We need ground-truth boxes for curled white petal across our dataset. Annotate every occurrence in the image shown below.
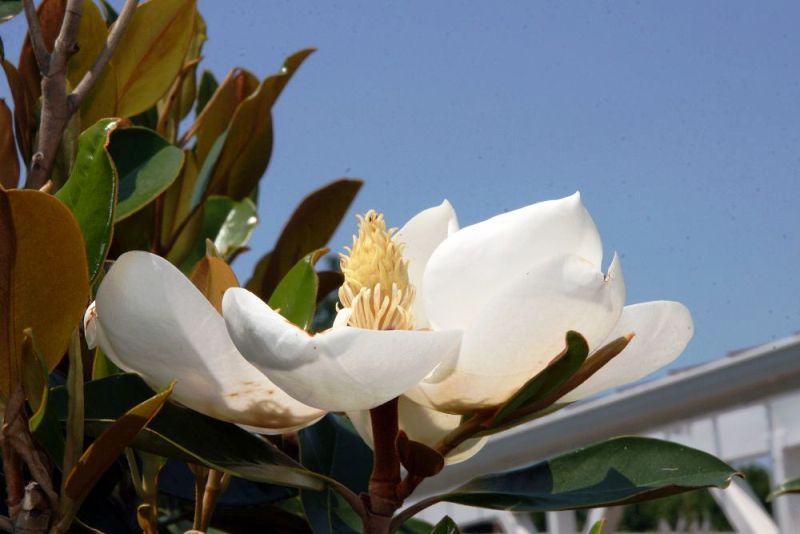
[422,192,604,332]
[395,200,459,329]
[94,251,324,432]
[561,301,694,402]
[223,287,462,412]
[407,253,625,413]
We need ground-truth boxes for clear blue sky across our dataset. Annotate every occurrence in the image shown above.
[2,1,798,373]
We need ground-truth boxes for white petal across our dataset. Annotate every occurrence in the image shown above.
[347,396,487,465]
[407,253,625,413]
[223,288,462,412]
[423,192,604,331]
[561,301,694,402]
[95,251,324,432]
[395,200,460,329]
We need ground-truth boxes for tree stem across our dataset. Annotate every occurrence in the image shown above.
[24,0,140,189]
[367,398,402,519]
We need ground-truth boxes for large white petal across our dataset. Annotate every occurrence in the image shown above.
[423,192,604,331]
[407,253,625,414]
[94,251,324,432]
[395,200,459,329]
[347,396,487,465]
[561,301,694,402]
[223,288,462,412]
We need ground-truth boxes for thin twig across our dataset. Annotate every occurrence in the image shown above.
[21,0,50,72]
[198,470,229,531]
[25,0,140,188]
[70,0,139,107]
[51,0,83,77]
[26,0,83,188]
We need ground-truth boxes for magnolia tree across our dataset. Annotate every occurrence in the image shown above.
[0,1,738,533]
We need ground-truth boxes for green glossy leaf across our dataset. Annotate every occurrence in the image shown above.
[430,516,459,534]
[443,437,738,512]
[215,197,257,260]
[174,195,257,273]
[56,119,119,283]
[91,347,122,380]
[299,415,373,534]
[268,253,319,330]
[476,334,633,438]
[768,477,800,500]
[588,518,606,534]
[176,195,234,272]
[246,178,362,300]
[195,69,218,115]
[50,374,324,491]
[108,126,184,221]
[0,1,21,23]
[492,331,588,426]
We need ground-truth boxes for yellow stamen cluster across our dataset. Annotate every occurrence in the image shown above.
[339,210,415,330]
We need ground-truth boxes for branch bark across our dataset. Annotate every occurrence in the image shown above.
[25,0,140,189]
[361,399,407,533]
[21,0,50,73]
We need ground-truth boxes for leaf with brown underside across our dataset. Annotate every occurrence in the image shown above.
[62,383,174,513]
[0,190,89,398]
[204,49,316,200]
[79,61,118,129]
[66,0,107,90]
[93,0,197,119]
[246,178,362,301]
[189,256,238,313]
[160,149,199,248]
[316,270,343,302]
[184,67,258,162]
[2,59,35,161]
[172,10,207,123]
[0,99,19,188]
[0,188,16,399]
[17,0,64,100]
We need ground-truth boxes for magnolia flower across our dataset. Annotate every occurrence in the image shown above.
[394,193,692,414]
[224,194,692,464]
[84,251,325,433]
